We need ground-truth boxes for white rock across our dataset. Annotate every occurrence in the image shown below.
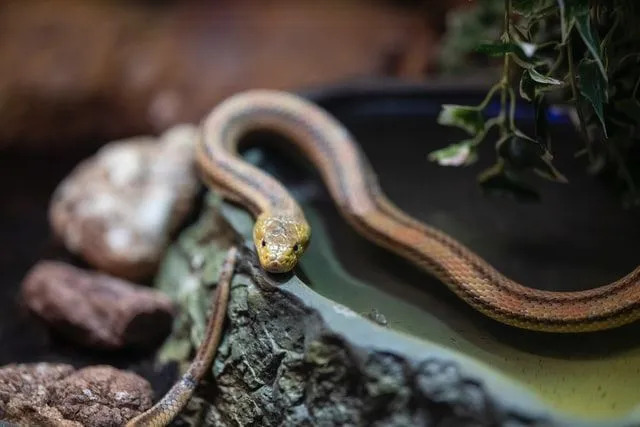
[49,124,200,280]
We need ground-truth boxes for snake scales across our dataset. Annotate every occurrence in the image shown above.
[196,89,640,333]
[127,89,639,425]
[125,248,236,426]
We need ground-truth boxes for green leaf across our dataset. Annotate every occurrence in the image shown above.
[557,0,606,79]
[478,162,540,202]
[437,105,485,136]
[476,40,545,70]
[520,69,536,101]
[428,141,477,166]
[498,134,540,169]
[578,59,608,137]
[573,9,607,80]
[476,41,518,57]
[520,69,564,101]
[476,40,538,61]
[557,0,587,41]
[528,68,564,85]
[498,134,568,182]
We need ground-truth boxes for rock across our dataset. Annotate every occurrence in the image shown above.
[152,197,559,427]
[22,260,174,350]
[0,363,152,427]
[0,363,80,427]
[50,366,154,427]
[49,124,199,280]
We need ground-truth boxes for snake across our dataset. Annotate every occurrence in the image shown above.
[194,89,640,333]
[127,89,640,425]
[125,247,237,427]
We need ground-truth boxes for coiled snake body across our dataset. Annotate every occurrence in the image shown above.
[197,89,640,333]
[129,89,640,426]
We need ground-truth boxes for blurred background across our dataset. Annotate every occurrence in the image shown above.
[0,0,481,367]
[3,3,640,422]
[0,0,474,151]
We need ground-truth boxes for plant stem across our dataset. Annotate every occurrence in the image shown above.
[548,47,565,76]
[477,82,502,110]
[499,0,512,136]
[508,87,517,130]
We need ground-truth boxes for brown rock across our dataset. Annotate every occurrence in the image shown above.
[49,124,199,280]
[0,363,152,427]
[22,260,174,350]
[50,366,154,427]
[0,363,80,427]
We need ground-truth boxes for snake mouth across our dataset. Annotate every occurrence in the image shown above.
[263,263,291,274]
[258,251,297,274]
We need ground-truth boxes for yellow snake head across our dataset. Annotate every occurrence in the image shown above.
[253,213,311,273]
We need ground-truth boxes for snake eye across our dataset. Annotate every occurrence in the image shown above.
[261,240,266,247]
[293,244,299,252]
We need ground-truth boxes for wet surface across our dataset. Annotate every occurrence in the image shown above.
[314,87,640,293]
[244,85,640,419]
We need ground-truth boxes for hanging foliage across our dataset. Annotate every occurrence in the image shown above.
[434,0,640,205]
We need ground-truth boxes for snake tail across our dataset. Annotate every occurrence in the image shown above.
[126,246,237,426]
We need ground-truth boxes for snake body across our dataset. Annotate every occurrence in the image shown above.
[126,247,237,427]
[128,90,640,425]
[195,89,640,333]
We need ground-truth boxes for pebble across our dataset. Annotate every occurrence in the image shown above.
[0,363,153,426]
[49,124,200,280]
[22,260,175,350]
